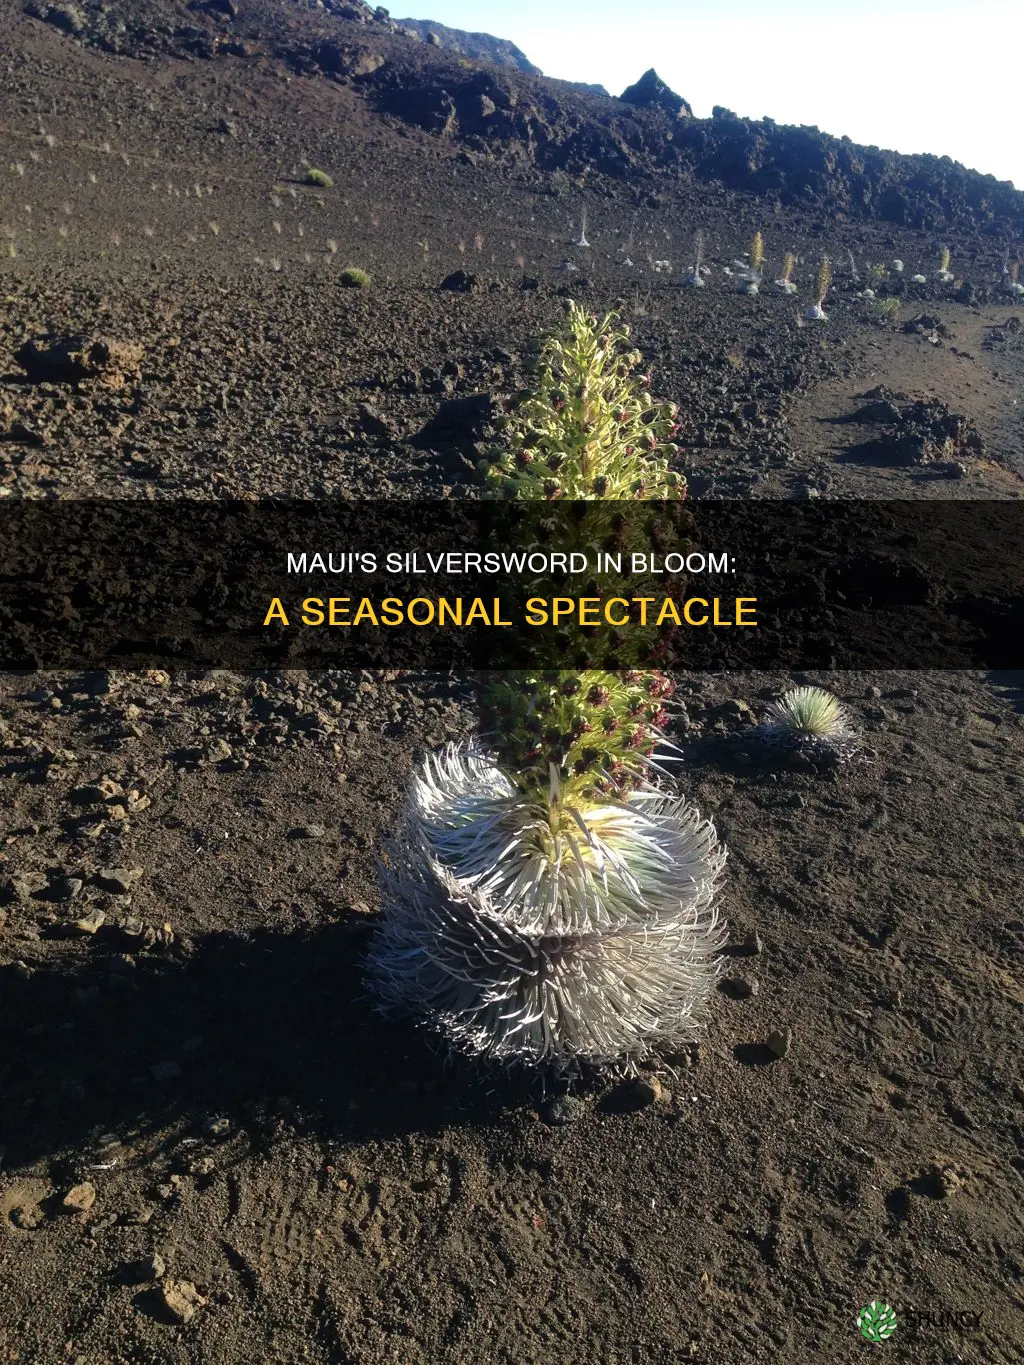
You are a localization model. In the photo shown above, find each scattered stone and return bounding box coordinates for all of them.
[94,866,143,894]
[161,1279,207,1325]
[915,1159,968,1198]
[7,872,46,902]
[290,823,326,839]
[150,1252,166,1279]
[413,392,496,448]
[15,334,144,390]
[766,1027,792,1059]
[202,1116,232,1140]
[540,1095,584,1126]
[62,1181,97,1214]
[630,1076,669,1107]
[355,402,393,438]
[439,269,480,292]
[73,908,106,935]
[727,976,759,999]
[71,779,122,804]
[736,931,764,956]
[600,1076,670,1113]
[48,875,84,902]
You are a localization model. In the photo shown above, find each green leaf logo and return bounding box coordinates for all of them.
[858,1301,898,1342]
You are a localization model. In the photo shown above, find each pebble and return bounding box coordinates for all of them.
[73,908,106,935]
[766,1027,792,1059]
[150,1251,166,1279]
[95,866,143,894]
[738,931,764,956]
[63,1181,97,1214]
[161,1279,206,1325]
[729,976,759,998]
[202,1116,232,1140]
[71,780,121,804]
[630,1076,670,1107]
[540,1095,584,1126]
[291,823,325,839]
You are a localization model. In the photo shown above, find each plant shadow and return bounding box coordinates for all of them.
[0,910,541,1168]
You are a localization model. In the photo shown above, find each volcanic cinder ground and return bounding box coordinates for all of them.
[1,2,1023,1363]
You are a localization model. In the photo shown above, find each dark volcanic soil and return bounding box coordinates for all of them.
[1,3,1023,1363]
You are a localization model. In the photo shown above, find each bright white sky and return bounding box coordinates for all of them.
[398,0,1023,189]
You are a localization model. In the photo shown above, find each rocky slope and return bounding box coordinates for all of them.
[13,0,1024,231]
[396,15,542,75]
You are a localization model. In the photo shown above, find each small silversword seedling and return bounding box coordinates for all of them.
[757,686,860,761]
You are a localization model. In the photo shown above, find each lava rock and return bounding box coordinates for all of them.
[15,335,143,390]
[62,1181,97,1214]
[540,1095,584,1126]
[161,1279,207,1324]
[439,269,480,292]
[619,68,692,117]
[355,402,393,437]
[766,1027,792,1059]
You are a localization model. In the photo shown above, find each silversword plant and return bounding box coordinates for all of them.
[803,257,832,320]
[774,251,797,294]
[368,307,728,1075]
[757,686,860,762]
[736,231,764,294]
[366,735,726,1072]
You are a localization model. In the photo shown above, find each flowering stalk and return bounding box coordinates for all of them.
[479,302,685,500]
[803,256,831,320]
[367,303,726,1075]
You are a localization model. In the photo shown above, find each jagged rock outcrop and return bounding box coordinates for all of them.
[620,68,692,118]
[17,0,1024,232]
[396,16,541,75]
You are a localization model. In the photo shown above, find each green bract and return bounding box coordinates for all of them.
[480,668,676,806]
[481,302,685,500]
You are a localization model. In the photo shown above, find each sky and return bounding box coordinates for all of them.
[397,0,1023,190]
